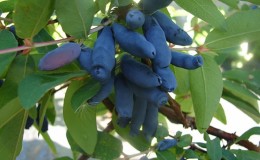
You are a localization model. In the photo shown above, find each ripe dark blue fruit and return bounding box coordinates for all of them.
[78,47,93,73]
[117,117,131,128]
[38,42,81,70]
[114,74,134,127]
[152,11,192,46]
[126,80,168,107]
[142,102,158,141]
[25,116,34,129]
[143,15,171,68]
[91,26,115,82]
[112,23,156,59]
[139,0,172,14]
[121,55,162,88]
[153,66,177,92]
[0,80,3,87]
[171,51,203,69]
[88,74,114,105]
[130,96,147,136]
[157,139,178,151]
[126,9,145,30]
[36,105,48,132]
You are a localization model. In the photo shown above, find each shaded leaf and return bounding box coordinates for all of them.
[13,0,55,38]
[93,132,122,160]
[55,0,96,39]
[205,10,260,50]
[18,71,85,109]
[0,30,18,78]
[205,133,222,160]
[71,78,100,112]
[63,80,97,155]
[174,0,226,29]
[0,110,27,160]
[231,150,260,160]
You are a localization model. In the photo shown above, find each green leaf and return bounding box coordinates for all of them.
[205,10,260,50]
[64,80,97,155]
[45,95,56,125]
[231,150,260,160]
[214,103,227,125]
[96,0,110,13]
[218,0,239,9]
[112,111,150,151]
[241,0,260,5]
[71,78,100,112]
[93,132,122,160]
[156,150,177,160]
[184,149,200,159]
[222,149,237,160]
[173,66,190,95]
[189,54,223,133]
[0,30,18,78]
[205,133,222,160]
[177,134,192,148]
[0,98,23,129]
[235,127,260,143]
[222,91,260,123]
[66,131,85,153]
[174,0,226,29]
[0,0,16,13]
[55,0,96,39]
[33,29,58,54]
[18,71,86,109]
[13,0,55,39]
[0,110,27,160]
[223,80,259,110]
[41,131,57,154]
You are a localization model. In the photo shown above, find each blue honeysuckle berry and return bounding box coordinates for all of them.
[152,11,192,46]
[126,9,145,30]
[112,23,156,59]
[143,15,171,68]
[157,139,178,151]
[38,42,81,71]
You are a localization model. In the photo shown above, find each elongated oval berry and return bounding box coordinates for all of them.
[126,80,168,107]
[143,16,171,68]
[139,0,172,14]
[91,26,116,82]
[153,66,177,92]
[0,80,3,87]
[88,74,114,105]
[157,139,178,151]
[142,102,158,141]
[25,116,34,129]
[36,105,49,132]
[121,55,162,88]
[78,47,93,73]
[126,9,145,30]
[112,23,156,59]
[171,51,204,69]
[114,74,134,127]
[130,96,148,136]
[152,11,192,46]
[38,42,81,70]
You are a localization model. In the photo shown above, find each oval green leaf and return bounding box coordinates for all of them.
[205,10,260,50]
[55,0,96,39]
[189,54,223,133]
[0,30,18,78]
[63,80,97,155]
[18,71,86,109]
[13,0,55,39]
